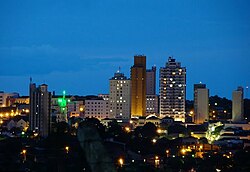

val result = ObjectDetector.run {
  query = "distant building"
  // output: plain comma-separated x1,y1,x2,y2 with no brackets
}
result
145,115,161,126
232,86,244,123
146,66,156,95
146,94,159,115
67,97,85,118
84,96,109,120
7,96,29,106
194,84,209,124
29,83,51,137
159,57,186,122
131,55,147,117
6,115,29,131
109,71,131,119
0,91,19,107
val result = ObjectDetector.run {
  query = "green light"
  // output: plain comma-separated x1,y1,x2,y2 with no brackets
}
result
57,91,67,110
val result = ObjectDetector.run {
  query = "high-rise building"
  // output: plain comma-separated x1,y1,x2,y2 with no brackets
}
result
160,57,186,122
131,55,146,117
146,95,159,115
146,66,156,95
194,84,209,124
29,83,51,137
232,86,244,123
109,71,131,119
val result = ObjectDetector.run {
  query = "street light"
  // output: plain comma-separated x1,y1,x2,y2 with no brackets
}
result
65,146,69,153
22,149,27,154
157,129,162,134
152,139,157,143
125,127,130,132
155,156,160,168
181,148,186,155
118,158,124,167
21,149,27,162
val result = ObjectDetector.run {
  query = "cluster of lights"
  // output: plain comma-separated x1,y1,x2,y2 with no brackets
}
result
206,122,224,143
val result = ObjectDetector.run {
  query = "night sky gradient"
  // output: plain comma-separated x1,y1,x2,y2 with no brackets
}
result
1,0,250,100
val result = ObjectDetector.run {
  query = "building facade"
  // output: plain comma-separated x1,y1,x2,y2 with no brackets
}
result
160,57,186,122
130,55,146,117
146,66,156,95
232,86,244,123
194,84,209,124
146,94,159,115
0,91,19,107
29,83,51,137
84,96,109,120
109,71,131,119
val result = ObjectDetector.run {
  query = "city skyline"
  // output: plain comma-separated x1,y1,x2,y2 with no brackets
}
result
1,0,250,99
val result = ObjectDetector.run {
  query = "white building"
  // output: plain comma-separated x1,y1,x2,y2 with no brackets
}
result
109,71,131,119
146,95,159,115
85,97,110,120
194,84,209,124
159,57,186,122
232,86,244,123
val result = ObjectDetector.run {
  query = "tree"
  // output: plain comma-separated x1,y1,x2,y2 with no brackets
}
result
168,124,188,135
80,118,105,138
140,122,157,139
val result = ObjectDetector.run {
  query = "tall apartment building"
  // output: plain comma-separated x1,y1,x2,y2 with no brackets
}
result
109,71,131,119
29,83,51,137
146,66,156,95
194,84,209,124
131,55,146,117
232,86,244,123
146,66,158,115
146,95,159,115
160,57,186,122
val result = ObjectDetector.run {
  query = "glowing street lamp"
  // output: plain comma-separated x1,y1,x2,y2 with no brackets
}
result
152,139,157,143
157,129,162,134
21,149,27,162
65,146,69,153
22,149,27,154
155,156,160,168
118,158,124,167
181,148,186,155
166,149,170,157
125,127,130,132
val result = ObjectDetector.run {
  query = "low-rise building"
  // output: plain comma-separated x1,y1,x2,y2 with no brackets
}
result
85,96,110,120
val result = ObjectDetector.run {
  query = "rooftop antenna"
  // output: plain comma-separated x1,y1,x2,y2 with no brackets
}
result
30,77,32,84
246,86,249,99
117,66,121,73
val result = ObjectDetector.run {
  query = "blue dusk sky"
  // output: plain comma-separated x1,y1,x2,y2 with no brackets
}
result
0,0,250,100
